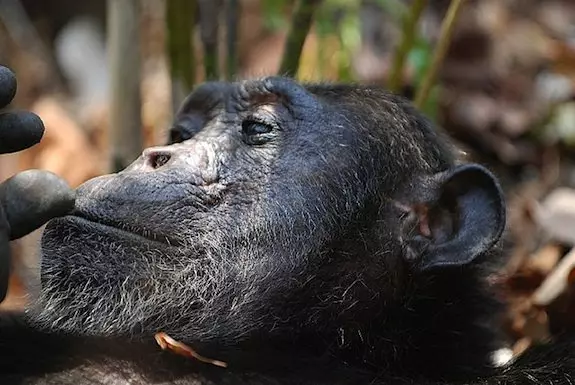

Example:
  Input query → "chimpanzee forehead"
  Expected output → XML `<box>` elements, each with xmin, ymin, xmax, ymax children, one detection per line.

<box><xmin>177</xmin><ymin>77</ymin><xmax>319</xmax><ymax>117</ymax></box>
<box><xmin>177</xmin><ymin>81</ymin><xmax>231</xmax><ymax>116</ymax></box>
<box><xmin>171</xmin><ymin>78</ymin><xmax>454</xmax><ymax>175</ymax></box>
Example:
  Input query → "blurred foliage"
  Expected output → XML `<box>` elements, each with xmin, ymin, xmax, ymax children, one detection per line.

<box><xmin>408</xmin><ymin>37</ymin><xmax>439</xmax><ymax>121</ymax></box>
<box><xmin>541</xmin><ymin>102</ymin><xmax>575</xmax><ymax>147</ymax></box>
<box><xmin>165</xmin><ymin>0</ymin><xmax>195</xmax><ymax>101</ymax></box>
<box><xmin>3</xmin><ymin>0</ymin><xmax>575</xmax><ymax>350</ymax></box>
<box><xmin>261</xmin><ymin>0</ymin><xmax>439</xmax><ymax>116</ymax></box>
<box><xmin>279</xmin><ymin>0</ymin><xmax>322</xmax><ymax>77</ymax></box>
<box><xmin>262</xmin><ymin>0</ymin><xmax>291</xmax><ymax>31</ymax></box>
<box><xmin>376</xmin><ymin>0</ymin><xmax>407</xmax><ymax>20</ymax></box>
<box><xmin>387</xmin><ymin>0</ymin><xmax>426</xmax><ymax>93</ymax></box>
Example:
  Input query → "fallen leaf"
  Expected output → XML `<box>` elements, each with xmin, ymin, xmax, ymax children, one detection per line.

<box><xmin>532</xmin><ymin>248</ymin><xmax>575</xmax><ymax>306</ymax></box>
<box><xmin>154</xmin><ymin>332</ymin><xmax>228</xmax><ymax>368</ymax></box>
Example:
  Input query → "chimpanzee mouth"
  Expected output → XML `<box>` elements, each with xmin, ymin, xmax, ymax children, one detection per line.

<box><xmin>62</xmin><ymin>212</ymin><xmax>180</xmax><ymax>247</ymax></box>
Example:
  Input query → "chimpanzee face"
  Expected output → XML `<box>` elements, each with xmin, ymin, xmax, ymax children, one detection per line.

<box><xmin>31</xmin><ymin>78</ymin><xmax>504</xmax><ymax>361</ymax></box>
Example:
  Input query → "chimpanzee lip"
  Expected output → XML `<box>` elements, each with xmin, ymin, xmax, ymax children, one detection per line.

<box><xmin>62</xmin><ymin>213</ymin><xmax>179</xmax><ymax>247</ymax></box>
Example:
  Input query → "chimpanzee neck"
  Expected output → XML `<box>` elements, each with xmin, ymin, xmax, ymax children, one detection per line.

<box><xmin>0</xmin><ymin>331</ymin><xmax>378</xmax><ymax>384</ymax></box>
<box><xmin>356</xmin><ymin>267</ymin><xmax>504</xmax><ymax>380</ymax></box>
<box><xmin>0</xmin><ymin>301</ymin><xmax>500</xmax><ymax>385</ymax></box>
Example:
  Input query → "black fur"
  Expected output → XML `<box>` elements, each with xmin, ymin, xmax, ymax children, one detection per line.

<box><xmin>1</xmin><ymin>77</ymin><xmax>573</xmax><ymax>384</ymax></box>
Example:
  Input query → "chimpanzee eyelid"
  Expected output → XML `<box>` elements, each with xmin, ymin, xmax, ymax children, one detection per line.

<box><xmin>243</xmin><ymin>113</ymin><xmax>279</xmax><ymax>130</ymax></box>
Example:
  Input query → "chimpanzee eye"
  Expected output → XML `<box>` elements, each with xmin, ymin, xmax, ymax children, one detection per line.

<box><xmin>242</xmin><ymin>120</ymin><xmax>272</xmax><ymax>136</ymax></box>
<box><xmin>241</xmin><ymin>119</ymin><xmax>274</xmax><ymax>145</ymax></box>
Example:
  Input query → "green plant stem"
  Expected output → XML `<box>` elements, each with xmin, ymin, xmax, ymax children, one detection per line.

<box><xmin>198</xmin><ymin>0</ymin><xmax>221</xmax><ymax>81</ymax></box>
<box><xmin>387</xmin><ymin>0</ymin><xmax>427</xmax><ymax>93</ymax></box>
<box><xmin>166</xmin><ymin>0</ymin><xmax>195</xmax><ymax>110</ymax></box>
<box><xmin>279</xmin><ymin>0</ymin><xmax>322</xmax><ymax>78</ymax></box>
<box><xmin>414</xmin><ymin>0</ymin><xmax>465</xmax><ymax>109</ymax></box>
<box><xmin>225</xmin><ymin>0</ymin><xmax>239</xmax><ymax>80</ymax></box>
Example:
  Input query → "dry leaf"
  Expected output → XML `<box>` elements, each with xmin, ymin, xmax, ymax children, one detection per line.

<box><xmin>154</xmin><ymin>332</ymin><xmax>228</xmax><ymax>368</ymax></box>
<box><xmin>532</xmin><ymin>248</ymin><xmax>575</xmax><ymax>306</ymax></box>
<box><xmin>527</xmin><ymin>244</ymin><xmax>562</xmax><ymax>275</ymax></box>
<box><xmin>512</xmin><ymin>337</ymin><xmax>531</xmax><ymax>357</ymax></box>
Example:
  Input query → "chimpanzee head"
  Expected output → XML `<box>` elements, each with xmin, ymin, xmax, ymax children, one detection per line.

<box><xmin>32</xmin><ymin>77</ymin><xmax>505</xmax><ymax>373</ymax></box>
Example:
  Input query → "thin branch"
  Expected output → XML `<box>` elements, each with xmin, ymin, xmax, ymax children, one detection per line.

<box><xmin>387</xmin><ymin>0</ymin><xmax>427</xmax><ymax>93</ymax></box>
<box><xmin>279</xmin><ymin>0</ymin><xmax>322</xmax><ymax>78</ymax></box>
<box><xmin>414</xmin><ymin>0</ymin><xmax>466</xmax><ymax>109</ymax></box>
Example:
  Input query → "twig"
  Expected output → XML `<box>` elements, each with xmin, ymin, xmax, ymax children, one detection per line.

<box><xmin>387</xmin><ymin>0</ymin><xmax>427</xmax><ymax>93</ymax></box>
<box><xmin>279</xmin><ymin>0</ymin><xmax>322</xmax><ymax>78</ymax></box>
<box><xmin>414</xmin><ymin>0</ymin><xmax>466</xmax><ymax>109</ymax></box>
<box><xmin>155</xmin><ymin>332</ymin><xmax>228</xmax><ymax>368</ymax></box>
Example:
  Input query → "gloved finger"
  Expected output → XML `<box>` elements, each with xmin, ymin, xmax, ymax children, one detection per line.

<box><xmin>0</xmin><ymin>207</ymin><xmax>9</xmax><ymax>303</ymax></box>
<box><xmin>0</xmin><ymin>111</ymin><xmax>45</xmax><ymax>154</ymax></box>
<box><xmin>0</xmin><ymin>66</ymin><xmax>17</xmax><ymax>110</ymax></box>
<box><xmin>0</xmin><ymin>170</ymin><xmax>76</xmax><ymax>240</ymax></box>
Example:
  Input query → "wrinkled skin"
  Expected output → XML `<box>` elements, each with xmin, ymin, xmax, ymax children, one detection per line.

<box><xmin>33</xmin><ymin>78</ymin><xmax>454</xmax><ymax>350</ymax></box>
<box><xmin>2</xmin><ymin>77</ymin><xmax>574</xmax><ymax>385</ymax></box>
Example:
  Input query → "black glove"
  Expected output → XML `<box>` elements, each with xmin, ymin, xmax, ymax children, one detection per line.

<box><xmin>0</xmin><ymin>66</ymin><xmax>76</xmax><ymax>303</ymax></box>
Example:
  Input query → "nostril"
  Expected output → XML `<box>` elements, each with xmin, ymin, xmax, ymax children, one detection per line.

<box><xmin>147</xmin><ymin>152</ymin><xmax>172</xmax><ymax>169</ymax></box>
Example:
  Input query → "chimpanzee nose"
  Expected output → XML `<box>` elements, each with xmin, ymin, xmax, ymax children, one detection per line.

<box><xmin>143</xmin><ymin>147</ymin><xmax>173</xmax><ymax>170</ymax></box>
<box><xmin>132</xmin><ymin>142</ymin><xmax>218</xmax><ymax>184</ymax></box>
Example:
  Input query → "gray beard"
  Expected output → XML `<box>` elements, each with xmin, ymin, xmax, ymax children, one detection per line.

<box><xmin>26</xmin><ymin>225</ymin><xmax>309</xmax><ymax>347</ymax></box>
<box><xmin>27</xmin><ymin>198</ymin><xmax>333</xmax><ymax>346</ymax></box>
<box><xmin>27</xmin><ymin>226</ymin><xmax>241</xmax><ymax>343</ymax></box>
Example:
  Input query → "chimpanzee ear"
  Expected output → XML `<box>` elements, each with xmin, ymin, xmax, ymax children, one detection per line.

<box><xmin>405</xmin><ymin>164</ymin><xmax>506</xmax><ymax>271</ymax></box>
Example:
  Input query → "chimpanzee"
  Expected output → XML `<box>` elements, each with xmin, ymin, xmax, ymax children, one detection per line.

<box><xmin>0</xmin><ymin>65</ymin><xmax>573</xmax><ymax>385</ymax></box>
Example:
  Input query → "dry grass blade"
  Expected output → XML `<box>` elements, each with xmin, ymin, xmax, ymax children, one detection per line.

<box><xmin>154</xmin><ymin>332</ymin><xmax>228</xmax><ymax>368</ymax></box>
